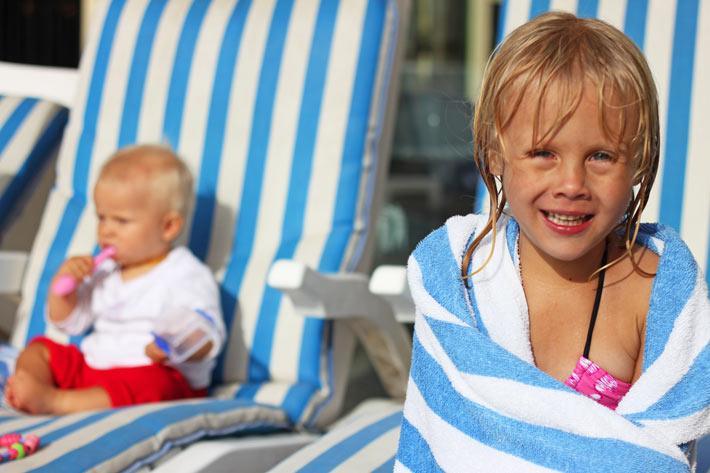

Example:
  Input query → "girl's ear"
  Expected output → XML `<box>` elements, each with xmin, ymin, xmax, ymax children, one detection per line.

<box><xmin>162</xmin><ymin>211</ymin><xmax>184</xmax><ymax>242</ymax></box>
<box><xmin>489</xmin><ymin>151</ymin><xmax>504</xmax><ymax>176</ymax></box>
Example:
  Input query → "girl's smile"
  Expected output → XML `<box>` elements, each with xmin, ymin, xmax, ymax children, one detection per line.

<box><xmin>540</xmin><ymin>210</ymin><xmax>593</xmax><ymax>235</ymax></box>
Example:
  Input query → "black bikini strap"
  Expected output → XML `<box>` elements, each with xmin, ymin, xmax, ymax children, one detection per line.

<box><xmin>582</xmin><ymin>244</ymin><xmax>609</xmax><ymax>359</ymax></box>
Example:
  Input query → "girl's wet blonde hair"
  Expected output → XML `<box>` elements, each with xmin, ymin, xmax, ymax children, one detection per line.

<box><xmin>462</xmin><ymin>11</ymin><xmax>660</xmax><ymax>282</ymax></box>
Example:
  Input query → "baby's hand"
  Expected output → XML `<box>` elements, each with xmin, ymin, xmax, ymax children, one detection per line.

<box><xmin>187</xmin><ymin>341</ymin><xmax>213</xmax><ymax>362</ymax></box>
<box><xmin>52</xmin><ymin>255</ymin><xmax>94</xmax><ymax>291</ymax></box>
<box><xmin>145</xmin><ymin>341</ymin><xmax>169</xmax><ymax>363</ymax></box>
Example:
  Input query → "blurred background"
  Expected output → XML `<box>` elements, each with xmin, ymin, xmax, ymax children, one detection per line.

<box><xmin>0</xmin><ymin>0</ymin><xmax>501</xmax><ymax>268</ymax></box>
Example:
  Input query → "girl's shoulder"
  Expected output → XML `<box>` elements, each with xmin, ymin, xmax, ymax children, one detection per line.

<box><xmin>415</xmin><ymin>213</ymin><xmax>503</xmax><ymax>247</ymax></box>
<box><xmin>411</xmin><ymin>213</ymin><xmax>499</xmax><ymax>260</ymax></box>
<box><xmin>604</xmin><ymin>237</ymin><xmax>659</xmax><ymax>320</ymax></box>
<box><xmin>631</xmin><ymin>222</ymin><xmax>704</xmax><ymax>283</ymax></box>
<box><xmin>634</xmin><ymin>223</ymin><xmax>694</xmax><ymax>259</ymax></box>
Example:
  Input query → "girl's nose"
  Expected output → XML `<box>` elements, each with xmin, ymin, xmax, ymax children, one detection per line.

<box><xmin>553</xmin><ymin>161</ymin><xmax>590</xmax><ymax>200</ymax></box>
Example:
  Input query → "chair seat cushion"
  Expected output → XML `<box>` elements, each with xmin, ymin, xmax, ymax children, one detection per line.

<box><xmin>269</xmin><ymin>399</ymin><xmax>403</xmax><ymax>472</ymax></box>
<box><xmin>0</xmin><ymin>343</ymin><xmax>307</xmax><ymax>471</ymax></box>
<box><xmin>0</xmin><ymin>397</ymin><xmax>290</xmax><ymax>472</ymax></box>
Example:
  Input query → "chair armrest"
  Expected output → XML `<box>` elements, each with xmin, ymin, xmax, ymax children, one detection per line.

<box><xmin>268</xmin><ymin>260</ymin><xmax>411</xmax><ymax>399</ymax></box>
<box><xmin>368</xmin><ymin>265</ymin><xmax>415</xmax><ymax>323</ymax></box>
<box><xmin>0</xmin><ymin>251</ymin><xmax>28</xmax><ymax>294</ymax></box>
<box><xmin>0</xmin><ymin>61</ymin><xmax>78</xmax><ymax>107</ymax></box>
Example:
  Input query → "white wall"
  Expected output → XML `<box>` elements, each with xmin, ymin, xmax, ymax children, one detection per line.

<box><xmin>81</xmin><ymin>0</ymin><xmax>97</xmax><ymax>48</ymax></box>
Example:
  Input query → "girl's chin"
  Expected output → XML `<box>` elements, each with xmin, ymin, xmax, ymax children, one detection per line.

<box><xmin>522</xmin><ymin>232</ymin><xmax>602</xmax><ymax>263</ymax></box>
<box><xmin>536</xmin><ymin>241</ymin><xmax>605</xmax><ymax>264</ymax></box>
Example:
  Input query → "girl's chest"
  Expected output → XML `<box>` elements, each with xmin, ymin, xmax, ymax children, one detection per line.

<box><xmin>526</xmin><ymin>283</ymin><xmax>646</xmax><ymax>384</ymax></box>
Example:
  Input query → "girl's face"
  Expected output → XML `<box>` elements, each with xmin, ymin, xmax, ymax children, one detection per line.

<box><xmin>498</xmin><ymin>82</ymin><xmax>635</xmax><ymax>264</ymax></box>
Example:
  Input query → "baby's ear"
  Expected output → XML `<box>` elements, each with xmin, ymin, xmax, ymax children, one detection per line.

<box><xmin>162</xmin><ymin>211</ymin><xmax>184</xmax><ymax>242</ymax></box>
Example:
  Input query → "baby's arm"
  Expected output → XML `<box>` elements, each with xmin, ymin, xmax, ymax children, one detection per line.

<box><xmin>47</xmin><ymin>255</ymin><xmax>94</xmax><ymax>323</ymax></box>
<box><xmin>144</xmin><ymin>339</ymin><xmax>213</xmax><ymax>363</ymax></box>
<box><xmin>145</xmin><ymin>340</ymin><xmax>169</xmax><ymax>363</ymax></box>
<box><xmin>186</xmin><ymin>339</ymin><xmax>213</xmax><ymax>361</ymax></box>
<box><xmin>150</xmin><ymin>251</ymin><xmax>225</xmax><ymax>365</ymax></box>
<box><xmin>146</xmin><ymin>308</ymin><xmax>222</xmax><ymax>364</ymax></box>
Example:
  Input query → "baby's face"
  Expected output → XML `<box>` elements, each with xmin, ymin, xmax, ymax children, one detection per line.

<box><xmin>94</xmin><ymin>178</ymin><xmax>171</xmax><ymax>267</ymax></box>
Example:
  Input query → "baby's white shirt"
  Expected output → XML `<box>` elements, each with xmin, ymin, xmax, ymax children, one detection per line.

<box><xmin>50</xmin><ymin>246</ymin><xmax>225</xmax><ymax>389</ymax></box>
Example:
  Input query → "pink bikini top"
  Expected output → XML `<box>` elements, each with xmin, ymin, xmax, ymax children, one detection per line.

<box><xmin>563</xmin><ymin>246</ymin><xmax>631</xmax><ymax>410</ymax></box>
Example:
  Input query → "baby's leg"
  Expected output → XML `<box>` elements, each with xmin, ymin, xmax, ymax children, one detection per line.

<box><xmin>6</xmin><ymin>341</ymin><xmax>111</xmax><ymax>414</ymax></box>
<box><xmin>8</xmin><ymin>370</ymin><xmax>110</xmax><ymax>414</ymax></box>
<box><xmin>14</xmin><ymin>341</ymin><xmax>53</xmax><ymax>384</ymax></box>
<box><xmin>5</xmin><ymin>341</ymin><xmax>53</xmax><ymax>410</ymax></box>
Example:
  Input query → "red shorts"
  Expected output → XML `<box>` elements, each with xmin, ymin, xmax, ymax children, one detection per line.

<box><xmin>31</xmin><ymin>336</ymin><xmax>207</xmax><ymax>407</ymax></box>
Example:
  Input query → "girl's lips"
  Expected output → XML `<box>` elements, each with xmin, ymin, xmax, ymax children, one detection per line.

<box><xmin>540</xmin><ymin>210</ymin><xmax>593</xmax><ymax>235</ymax></box>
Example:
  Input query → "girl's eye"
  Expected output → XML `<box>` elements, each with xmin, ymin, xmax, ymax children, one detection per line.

<box><xmin>529</xmin><ymin>149</ymin><xmax>554</xmax><ymax>159</ymax></box>
<box><xmin>589</xmin><ymin>151</ymin><xmax>614</xmax><ymax>162</ymax></box>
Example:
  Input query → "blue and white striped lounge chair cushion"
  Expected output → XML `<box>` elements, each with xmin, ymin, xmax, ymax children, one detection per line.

<box><xmin>0</xmin><ymin>399</ymin><xmax>289</xmax><ymax>472</ymax></box>
<box><xmin>269</xmin><ymin>400</ymin><xmax>403</xmax><ymax>472</ymax></box>
<box><xmin>0</xmin><ymin>95</ymin><xmax>68</xmax><ymax>233</ymax></box>
<box><xmin>2</xmin><ymin>0</ymin><xmax>403</xmax><ymax>470</ymax></box>
<box><xmin>475</xmin><ymin>0</ymin><xmax>710</xmax><ymax>285</ymax></box>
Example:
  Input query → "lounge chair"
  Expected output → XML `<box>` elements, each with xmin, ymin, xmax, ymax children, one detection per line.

<box><xmin>0</xmin><ymin>0</ymin><xmax>411</xmax><ymax>470</ymax></box>
<box><xmin>0</xmin><ymin>71</ymin><xmax>71</xmax><ymax>336</ymax></box>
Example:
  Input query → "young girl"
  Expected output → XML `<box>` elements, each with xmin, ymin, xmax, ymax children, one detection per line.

<box><xmin>396</xmin><ymin>12</ymin><xmax>708</xmax><ymax>472</ymax></box>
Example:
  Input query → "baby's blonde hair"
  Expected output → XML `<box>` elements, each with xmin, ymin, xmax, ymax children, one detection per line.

<box><xmin>97</xmin><ymin>144</ymin><xmax>193</xmax><ymax>218</ymax></box>
<box><xmin>463</xmin><ymin>11</ymin><xmax>660</xmax><ymax>282</ymax></box>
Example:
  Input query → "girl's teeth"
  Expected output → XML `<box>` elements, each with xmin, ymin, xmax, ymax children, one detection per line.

<box><xmin>546</xmin><ymin>212</ymin><xmax>587</xmax><ymax>226</ymax></box>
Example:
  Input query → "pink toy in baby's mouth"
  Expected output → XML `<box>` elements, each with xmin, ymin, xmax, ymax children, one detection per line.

<box><xmin>51</xmin><ymin>246</ymin><xmax>116</xmax><ymax>296</ymax></box>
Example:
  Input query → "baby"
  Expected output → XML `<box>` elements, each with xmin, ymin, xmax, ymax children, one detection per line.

<box><xmin>6</xmin><ymin>144</ymin><xmax>224</xmax><ymax>414</ymax></box>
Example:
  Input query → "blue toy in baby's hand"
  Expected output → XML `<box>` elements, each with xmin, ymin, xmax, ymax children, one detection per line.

<box><xmin>152</xmin><ymin>308</ymin><xmax>216</xmax><ymax>364</ymax></box>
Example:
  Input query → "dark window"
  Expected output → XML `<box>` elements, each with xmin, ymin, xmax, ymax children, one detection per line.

<box><xmin>0</xmin><ymin>1</ymin><xmax>80</xmax><ymax>67</ymax></box>
<box><xmin>375</xmin><ymin>0</ymin><xmax>499</xmax><ymax>266</ymax></box>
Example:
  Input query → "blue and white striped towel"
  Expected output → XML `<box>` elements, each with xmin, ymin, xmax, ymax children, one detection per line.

<box><xmin>396</xmin><ymin>213</ymin><xmax>709</xmax><ymax>472</ymax></box>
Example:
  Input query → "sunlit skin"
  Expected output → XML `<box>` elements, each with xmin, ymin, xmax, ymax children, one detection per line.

<box><xmin>496</xmin><ymin>81</ymin><xmax>658</xmax><ymax>384</ymax></box>
<box><xmin>6</xmin><ymin>170</ymin><xmax>211</xmax><ymax>414</ymax></box>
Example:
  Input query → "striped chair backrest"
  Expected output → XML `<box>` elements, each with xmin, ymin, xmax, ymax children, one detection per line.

<box><xmin>482</xmin><ymin>0</ymin><xmax>710</xmax><ymax>283</ymax></box>
<box><xmin>11</xmin><ymin>0</ymin><xmax>401</xmax><ymax>424</ymax></box>
<box><xmin>0</xmin><ymin>96</ymin><xmax>67</xmax><ymax>234</ymax></box>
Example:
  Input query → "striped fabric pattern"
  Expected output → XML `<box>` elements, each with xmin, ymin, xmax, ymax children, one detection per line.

<box><xmin>1</xmin><ymin>0</ymin><xmax>402</xmax><ymax>470</ymax></box>
<box><xmin>475</xmin><ymin>0</ymin><xmax>710</xmax><ymax>284</ymax></box>
<box><xmin>396</xmin><ymin>214</ymin><xmax>708</xmax><ymax>472</ymax></box>
<box><xmin>0</xmin><ymin>398</ymin><xmax>289</xmax><ymax>472</ymax></box>
<box><xmin>269</xmin><ymin>400</ymin><xmax>403</xmax><ymax>472</ymax></box>
<box><xmin>0</xmin><ymin>95</ymin><xmax>68</xmax><ymax>233</ymax></box>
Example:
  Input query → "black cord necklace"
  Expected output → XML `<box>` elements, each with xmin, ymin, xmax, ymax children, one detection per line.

<box><xmin>582</xmin><ymin>244</ymin><xmax>609</xmax><ymax>359</ymax></box>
